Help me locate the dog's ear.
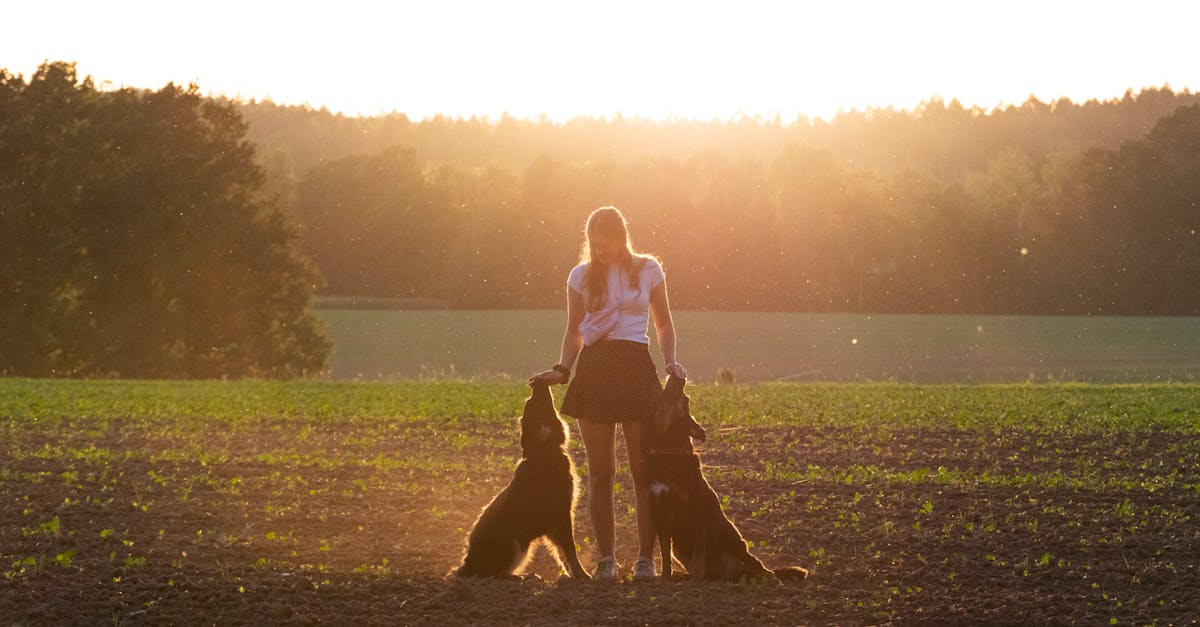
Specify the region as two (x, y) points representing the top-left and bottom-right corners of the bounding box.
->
(688, 417), (706, 442)
(683, 396), (706, 441)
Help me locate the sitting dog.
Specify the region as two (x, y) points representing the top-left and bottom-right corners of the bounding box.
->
(645, 375), (808, 583)
(452, 382), (589, 579)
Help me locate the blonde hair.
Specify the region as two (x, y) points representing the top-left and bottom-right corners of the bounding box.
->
(579, 206), (653, 312)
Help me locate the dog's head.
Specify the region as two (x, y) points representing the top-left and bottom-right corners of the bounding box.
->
(648, 375), (706, 451)
(520, 381), (568, 456)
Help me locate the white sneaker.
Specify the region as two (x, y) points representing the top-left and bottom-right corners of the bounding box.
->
(592, 556), (618, 580)
(632, 556), (656, 581)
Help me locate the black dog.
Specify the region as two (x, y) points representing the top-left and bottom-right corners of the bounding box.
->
(645, 376), (808, 583)
(452, 382), (589, 579)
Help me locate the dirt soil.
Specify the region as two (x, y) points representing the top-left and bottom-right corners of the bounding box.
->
(3, 421), (1200, 625)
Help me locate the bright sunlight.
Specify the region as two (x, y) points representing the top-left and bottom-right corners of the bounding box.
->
(3, 0), (1198, 121)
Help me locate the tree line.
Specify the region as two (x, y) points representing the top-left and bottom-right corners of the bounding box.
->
(4, 60), (1199, 379)
(239, 87), (1197, 184)
(1, 62), (329, 378)
(279, 92), (1200, 315)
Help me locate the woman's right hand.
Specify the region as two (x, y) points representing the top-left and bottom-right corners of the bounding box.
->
(528, 369), (568, 386)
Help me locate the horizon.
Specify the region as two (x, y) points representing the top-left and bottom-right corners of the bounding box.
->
(2, 59), (1189, 125)
(230, 82), (1192, 124)
(3, 1), (1199, 123)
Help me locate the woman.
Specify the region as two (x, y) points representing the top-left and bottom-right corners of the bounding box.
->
(529, 206), (687, 581)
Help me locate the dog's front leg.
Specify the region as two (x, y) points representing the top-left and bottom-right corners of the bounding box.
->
(656, 511), (672, 579)
(692, 526), (709, 580)
(548, 514), (590, 579)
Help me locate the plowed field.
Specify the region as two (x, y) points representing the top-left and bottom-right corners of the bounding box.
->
(3, 380), (1199, 625)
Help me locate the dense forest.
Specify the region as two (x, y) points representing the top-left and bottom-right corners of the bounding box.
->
(4, 60), (1200, 379)
(1, 63), (329, 378)
(238, 87), (1200, 315)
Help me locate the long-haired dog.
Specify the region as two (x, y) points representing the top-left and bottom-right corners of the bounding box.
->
(645, 375), (808, 583)
(452, 381), (590, 579)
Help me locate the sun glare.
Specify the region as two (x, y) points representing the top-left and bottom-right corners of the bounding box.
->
(3, 0), (1198, 122)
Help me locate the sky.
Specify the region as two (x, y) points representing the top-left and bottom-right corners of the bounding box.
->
(3, 0), (1198, 122)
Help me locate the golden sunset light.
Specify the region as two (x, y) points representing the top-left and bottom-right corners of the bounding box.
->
(4, 0), (1197, 121)
(8, 0), (1200, 623)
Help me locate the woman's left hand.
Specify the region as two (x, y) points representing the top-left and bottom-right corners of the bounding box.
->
(666, 362), (687, 379)
(528, 369), (568, 386)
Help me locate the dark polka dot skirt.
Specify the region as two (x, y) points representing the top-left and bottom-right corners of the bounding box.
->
(562, 340), (663, 424)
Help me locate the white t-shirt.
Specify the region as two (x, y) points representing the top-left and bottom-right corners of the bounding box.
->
(567, 257), (665, 345)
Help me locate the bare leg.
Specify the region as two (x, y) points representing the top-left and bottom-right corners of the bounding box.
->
(622, 420), (657, 560)
(578, 419), (617, 560)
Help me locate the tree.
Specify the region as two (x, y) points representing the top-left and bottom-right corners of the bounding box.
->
(963, 147), (1040, 312)
(294, 146), (450, 301)
(0, 62), (329, 378)
(270, 85), (1200, 316)
(1105, 104), (1200, 314)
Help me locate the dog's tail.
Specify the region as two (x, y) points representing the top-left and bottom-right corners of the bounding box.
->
(771, 566), (809, 582)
